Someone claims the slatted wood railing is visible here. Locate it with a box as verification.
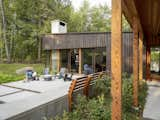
[68,71,106,111]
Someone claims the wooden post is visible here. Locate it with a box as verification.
[79,48,82,74]
[111,0,122,119]
[68,49,71,72]
[50,50,53,73]
[133,17,139,107]
[57,49,61,72]
[139,32,143,80]
[146,45,151,80]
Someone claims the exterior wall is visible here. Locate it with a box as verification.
[44,32,135,74]
[105,32,133,74]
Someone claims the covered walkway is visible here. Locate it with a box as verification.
[143,81,160,120]
[111,0,160,119]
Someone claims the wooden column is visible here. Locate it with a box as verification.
[139,32,143,80]
[57,49,61,72]
[68,49,71,72]
[133,17,139,107]
[146,45,151,80]
[111,0,122,119]
[50,50,53,73]
[79,48,82,74]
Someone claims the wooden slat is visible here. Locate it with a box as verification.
[79,48,82,74]
[133,17,139,107]
[111,0,122,119]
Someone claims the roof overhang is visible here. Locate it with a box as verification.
[122,0,160,46]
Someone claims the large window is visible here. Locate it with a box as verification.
[51,50,58,73]
[61,50,68,69]
[71,49,79,73]
[82,48,106,73]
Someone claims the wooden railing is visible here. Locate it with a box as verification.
[68,71,106,111]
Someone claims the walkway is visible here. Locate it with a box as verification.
[143,81,160,120]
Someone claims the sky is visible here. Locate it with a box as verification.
[70,0,111,10]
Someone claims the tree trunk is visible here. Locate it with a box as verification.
[0,0,11,63]
[37,21,41,62]
[37,36,41,62]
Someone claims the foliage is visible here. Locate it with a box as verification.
[151,50,160,63]
[0,73,23,84]
[55,95,111,120]
[69,0,111,32]
[0,0,131,63]
[92,75,111,97]
[0,63,44,83]
[122,73,148,120]
[138,80,148,112]
[0,0,72,63]
[53,73,148,120]
[122,73,133,113]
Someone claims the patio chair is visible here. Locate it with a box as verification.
[58,68,68,79]
[64,73,73,81]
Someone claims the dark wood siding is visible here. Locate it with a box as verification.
[43,32,134,74]
[42,33,107,50]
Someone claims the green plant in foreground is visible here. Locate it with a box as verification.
[54,73,148,120]
[0,73,24,84]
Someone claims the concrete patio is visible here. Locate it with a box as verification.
[143,81,160,120]
[0,75,83,120]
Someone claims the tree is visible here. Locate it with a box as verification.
[0,0,10,62]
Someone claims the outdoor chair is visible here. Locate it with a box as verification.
[64,73,73,81]
[57,68,68,79]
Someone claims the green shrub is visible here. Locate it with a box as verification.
[0,73,23,84]
[92,75,111,97]
[55,95,111,120]
[122,74,133,113]
[138,80,148,116]
[54,73,148,120]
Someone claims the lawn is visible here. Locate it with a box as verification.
[0,63,45,84]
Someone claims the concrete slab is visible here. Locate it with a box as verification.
[143,81,160,120]
[3,79,71,93]
[0,85,20,96]
[0,74,84,120]
[0,91,38,103]
[0,87,68,120]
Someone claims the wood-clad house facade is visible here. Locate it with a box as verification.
[42,32,140,75]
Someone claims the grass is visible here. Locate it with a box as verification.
[0,63,45,84]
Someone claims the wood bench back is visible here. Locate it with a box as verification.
[89,72,104,85]
[68,71,107,111]
[68,76,90,111]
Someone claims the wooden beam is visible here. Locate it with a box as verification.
[57,49,61,72]
[79,48,82,74]
[111,0,122,119]
[133,17,139,107]
[122,0,143,34]
[139,32,143,80]
[146,45,151,81]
